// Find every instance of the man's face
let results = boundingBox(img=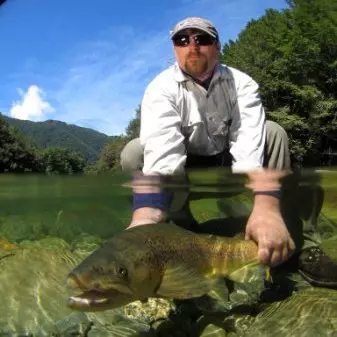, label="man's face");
[172,29,219,78]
